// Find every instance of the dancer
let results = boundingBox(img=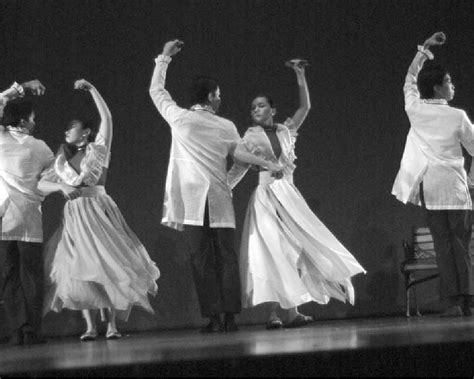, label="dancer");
[392,32,474,317]
[228,60,366,329]
[42,79,160,340]
[1,80,78,345]
[149,40,282,333]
